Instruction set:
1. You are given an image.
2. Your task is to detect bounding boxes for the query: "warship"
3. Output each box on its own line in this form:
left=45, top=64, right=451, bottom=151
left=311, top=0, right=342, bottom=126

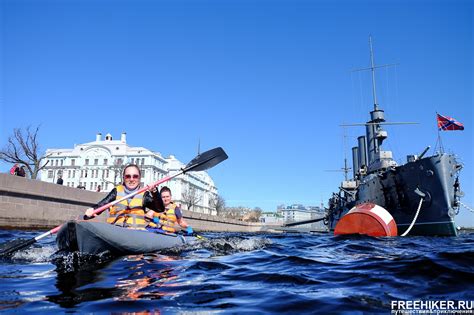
left=325, top=39, right=463, bottom=236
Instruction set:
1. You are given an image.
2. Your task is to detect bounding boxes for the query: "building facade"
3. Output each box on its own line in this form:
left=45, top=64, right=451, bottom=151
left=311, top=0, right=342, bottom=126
left=260, top=212, right=283, bottom=224
left=277, top=204, right=327, bottom=231
left=40, top=133, right=219, bottom=215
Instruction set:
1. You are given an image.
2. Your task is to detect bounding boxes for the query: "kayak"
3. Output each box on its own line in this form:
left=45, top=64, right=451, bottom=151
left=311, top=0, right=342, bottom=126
left=56, top=221, right=195, bottom=255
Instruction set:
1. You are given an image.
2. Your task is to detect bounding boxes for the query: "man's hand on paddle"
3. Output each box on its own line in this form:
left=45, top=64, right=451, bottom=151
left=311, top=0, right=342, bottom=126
left=84, top=208, right=97, bottom=220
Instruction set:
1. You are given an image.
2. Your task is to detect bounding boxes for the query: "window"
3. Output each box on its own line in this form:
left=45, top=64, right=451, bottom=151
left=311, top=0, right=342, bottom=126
left=94, top=159, right=98, bottom=165
left=85, top=159, right=89, bottom=166
left=90, top=182, right=93, bottom=190
left=60, top=160, right=64, bottom=166
left=104, top=159, right=108, bottom=165
left=48, top=170, right=53, bottom=178
left=72, top=170, right=75, bottom=178
left=141, top=158, right=145, bottom=165
left=131, top=158, right=134, bottom=164
left=68, top=170, right=71, bottom=178
left=71, top=159, right=75, bottom=166
left=55, top=160, right=59, bottom=166
left=142, top=170, right=146, bottom=178
left=106, top=170, right=109, bottom=177
left=85, top=170, right=88, bottom=178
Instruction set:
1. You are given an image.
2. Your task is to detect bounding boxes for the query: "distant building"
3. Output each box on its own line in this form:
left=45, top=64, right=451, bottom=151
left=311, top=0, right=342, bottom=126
left=277, top=204, right=326, bottom=231
left=260, top=211, right=283, bottom=224
left=40, top=132, right=219, bottom=215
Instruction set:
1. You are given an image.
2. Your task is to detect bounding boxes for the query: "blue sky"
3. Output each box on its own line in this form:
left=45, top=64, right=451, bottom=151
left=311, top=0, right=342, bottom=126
left=1, top=0, right=473, bottom=226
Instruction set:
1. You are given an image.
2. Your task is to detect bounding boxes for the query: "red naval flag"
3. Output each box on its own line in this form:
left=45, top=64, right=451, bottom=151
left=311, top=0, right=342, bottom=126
left=437, top=113, right=464, bottom=131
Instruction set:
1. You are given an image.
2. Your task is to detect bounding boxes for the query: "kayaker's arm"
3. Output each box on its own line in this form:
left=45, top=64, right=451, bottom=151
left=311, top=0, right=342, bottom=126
left=94, top=188, right=118, bottom=208
left=84, top=188, right=117, bottom=220
left=174, top=207, right=189, bottom=228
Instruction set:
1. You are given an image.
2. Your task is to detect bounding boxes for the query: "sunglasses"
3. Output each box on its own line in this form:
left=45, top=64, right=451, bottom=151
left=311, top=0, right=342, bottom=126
left=124, top=174, right=140, bottom=179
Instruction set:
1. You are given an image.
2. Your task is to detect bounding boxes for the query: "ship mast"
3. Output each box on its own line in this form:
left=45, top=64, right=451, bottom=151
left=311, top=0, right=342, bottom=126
left=352, top=36, right=397, bottom=114
left=347, top=37, right=401, bottom=173
left=369, top=36, right=379, bottom=111
left=341, top=38, right=417, bottom=177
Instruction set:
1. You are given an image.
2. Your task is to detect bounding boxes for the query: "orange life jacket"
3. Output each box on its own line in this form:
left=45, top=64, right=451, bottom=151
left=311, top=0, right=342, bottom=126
left=106, top=185, right=149, bottom=228
left=155, top=203, right=179, bottom=233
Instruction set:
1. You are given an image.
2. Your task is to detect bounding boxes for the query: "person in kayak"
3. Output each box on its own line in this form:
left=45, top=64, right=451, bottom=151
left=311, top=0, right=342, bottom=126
left=83, top=164, right=164, bottom=228
left=154, top=186, right=193, bottom=234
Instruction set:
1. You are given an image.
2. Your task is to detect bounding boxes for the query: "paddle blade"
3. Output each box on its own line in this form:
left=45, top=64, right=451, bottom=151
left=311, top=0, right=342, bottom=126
left=0, top=238, right=36, bottom=257
left=183, top=147, right=228, bottom=173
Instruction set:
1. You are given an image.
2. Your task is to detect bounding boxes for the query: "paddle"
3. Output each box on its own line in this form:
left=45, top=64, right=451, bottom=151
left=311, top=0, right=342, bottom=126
left=169, top=224, right=208, bottom=240
left=146, top=226, right=207, bottom=241
left=0, top=147, right=227, bottom=257
left=283, top=216, right=327, bottom=227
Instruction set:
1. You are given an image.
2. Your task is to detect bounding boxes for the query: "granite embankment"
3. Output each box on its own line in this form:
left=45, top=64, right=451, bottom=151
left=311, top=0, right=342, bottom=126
left=0, top=173, right=276, bottom=232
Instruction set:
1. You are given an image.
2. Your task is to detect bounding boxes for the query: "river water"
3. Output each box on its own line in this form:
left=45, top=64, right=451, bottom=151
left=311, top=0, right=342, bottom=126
left=0, top=229, right=473, bottom=314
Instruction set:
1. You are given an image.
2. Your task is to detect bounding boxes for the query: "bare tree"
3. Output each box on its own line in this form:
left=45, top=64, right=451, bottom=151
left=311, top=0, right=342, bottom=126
left=182, top=184, right=202, bottom=211
left=0, top=126, right=51, bottom=179
left=104, top=158, right=125, bottom=186
left=251, top=207, right=263, bottom=222
left=223, top=206, right=247, bottom=220
left=222, top=206, right=263, bottom=222
left=210, top=194, right=226, bottom=216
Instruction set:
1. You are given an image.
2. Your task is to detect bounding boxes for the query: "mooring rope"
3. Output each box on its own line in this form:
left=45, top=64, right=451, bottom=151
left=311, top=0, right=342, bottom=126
left=401, top=197, right=424, bottom=237
left=460, top=201, right=474, bottom=214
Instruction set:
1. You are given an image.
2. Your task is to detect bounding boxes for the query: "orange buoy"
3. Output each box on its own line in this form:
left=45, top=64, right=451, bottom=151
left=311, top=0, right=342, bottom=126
left=334, top=203, right=398, bottom=237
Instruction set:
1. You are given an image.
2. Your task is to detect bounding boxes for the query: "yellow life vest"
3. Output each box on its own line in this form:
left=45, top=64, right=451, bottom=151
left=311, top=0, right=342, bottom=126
left=106, top=185, right=149, bottom=228
left=155, top=203, right=179, bottom=233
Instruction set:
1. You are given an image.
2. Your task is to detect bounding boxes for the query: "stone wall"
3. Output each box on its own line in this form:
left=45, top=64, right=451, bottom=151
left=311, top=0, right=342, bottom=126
left=0, top=173, right=269, bottom=232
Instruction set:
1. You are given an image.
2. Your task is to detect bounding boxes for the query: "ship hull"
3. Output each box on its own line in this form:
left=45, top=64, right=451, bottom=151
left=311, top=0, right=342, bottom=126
left=327, top=153, right=461, bottom=236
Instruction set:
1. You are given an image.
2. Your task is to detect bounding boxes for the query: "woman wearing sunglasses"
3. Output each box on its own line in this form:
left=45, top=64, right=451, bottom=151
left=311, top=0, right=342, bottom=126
left=83, top=164, right=164, bottom=228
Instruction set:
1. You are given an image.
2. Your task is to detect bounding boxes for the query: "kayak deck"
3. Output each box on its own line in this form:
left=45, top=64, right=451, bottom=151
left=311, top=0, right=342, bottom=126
left=56, top=221, right=193, bottom=255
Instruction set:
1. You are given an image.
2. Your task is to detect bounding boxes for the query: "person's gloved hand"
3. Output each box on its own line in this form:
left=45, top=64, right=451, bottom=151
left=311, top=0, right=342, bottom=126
left=153, top=217, right=160, bottom=224
left=186, top=226, right=194, bottom=235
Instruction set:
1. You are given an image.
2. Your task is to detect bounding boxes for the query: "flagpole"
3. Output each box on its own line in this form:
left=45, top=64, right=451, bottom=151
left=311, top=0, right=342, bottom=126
left=436, top=112, right=445, bottom=154
left=438, top=128, right=444, bottom=154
